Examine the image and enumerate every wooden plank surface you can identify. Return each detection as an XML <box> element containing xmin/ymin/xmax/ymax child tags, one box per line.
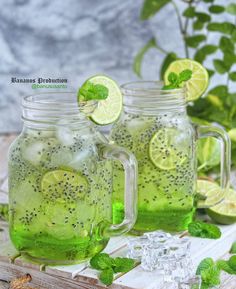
<box><xmin>0</xmin><ymin>134</ymin><xmax>236</xmax><ymax>288</ymax></box>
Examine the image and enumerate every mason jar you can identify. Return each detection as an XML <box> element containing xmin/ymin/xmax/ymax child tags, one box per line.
<box><xmin>110</xmin><ymin>81</ymin><xmax>231</xmax><ymax>233</ymax></box>
<box><xmin>8</xmin><ymin>92</ymin><xmax>137</xmax><ymax>264</ymax></box>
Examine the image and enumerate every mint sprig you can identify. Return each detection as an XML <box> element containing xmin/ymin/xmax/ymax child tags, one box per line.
<box><xmin>188</xmin><ymin>221</ymin><xmax>221</xmax><ymax>239</ymax></box>
<box><xmin>78</xmin><ymin>80</ymin><xmax>109</xmax><ymax>101</ymax></box>
<box><xmin>163</xmin><ymin>69</ymin><xmax>192</xmax><ymax>89</ymax></box>
<box><xmin>230</xmin><ymin>241</ymin><xmax>236</xmax><ymax>254</ymax></box>
<box><xmin>90</xmin><ymin>253</ymin><xmax>135</xmax><ymax>286</ymax></box>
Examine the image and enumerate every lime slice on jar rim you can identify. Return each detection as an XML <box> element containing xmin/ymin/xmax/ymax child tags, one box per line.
<box><xmin>164</xmin><ymin>59</ymin><xmax>209</xmax><ymax>101</ymax></box>
<box><xmin>149</xmin><ymin>128</ymin><xmax>187</xmax><ymax>170</ymax></box>
<box><xmin>196</xmin><ymin>179</ymin><xmax>226</xmax><ymax>209</ymax></box>
<box><xmin>78</xmin><ymin>75</ymin><xmax>123</xmax><ymax>125</ymax></box>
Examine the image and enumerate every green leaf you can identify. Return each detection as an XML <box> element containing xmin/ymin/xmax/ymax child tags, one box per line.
<box><xmin>213</xmin><ymin>59</ymin><xmax>229</xmax><ymax>74</ymax></box>
<box><xmin>186</xmin><ymin>35</ymin><xmax>206</xmax><ymax>48</ymax></box>
<box><xmin>203</xmin><ymin>0</ymin><xmax>214</xmax><ymax>2</ymax></box>
<box><xmin>183</xmin><ymin>6</ymin><xmax>195</xmax><ymax>18</ymax></box>
<box><xmin>168</xmin><ymin>72</ymin><xmax>178</xmax><ymax>84</ymax></box>
<box><xmin>207</xmin><ymin>69</ymin><xmax>215</xmax><ymax>78</ymax></box>
<box><xmin>196</xmin><ymin>258</ymin><xmax>214</xmax><ymax>275</ymax></box>
<box><xmin>209</xmin><ymin>5</ymin><xmax>225</xmax><ymax>14</ymax></box>
<box><xmin>219</xmin><ymin>36</ymin><xmax>235</xmax><ymax>54</ymax></box>
<box><xmin>197</xmin><ymin>137</ymin><xmax>221</xmax><ymax>170</ymax></box>
<box><xmin>188</xmin><ymin>221</ymin><xmax>221</xmax><ymax>239</ymax></box>
<box><xmin>224</xmin><ymin>52</ymin><xmax>236</xmax><ymax>69</ymax></box>
<box><xmin>78</xmin><ymin>81</ymin><xmax>109</xmax><ymax>101</ymax></box>
<box><xmin>112</xmin><ymin>257</ymin><xmax>135</xmax><ymax>273</ymax></box>
<box><xmin>179</xmin><ymin>69</ymin><xmax>192</xmax><ymax>82</ymax></box>
<box><xmin>209</xmin><ymin>85</ymin><xmax>228</xmax><ymax>98</ymax></box>
<box><xmin>160</xmin><ymin>52</ymin><xmax>178</xmax><ymax>79</ymax></box>
<box><xmin>226</xmin><ymin>3</ymin><xmax>236</xmax><ymax>15</ymax></box>
<box><xmin>99</xmin><ymin>268</ymin><xmax>114</xmax><ymax>286</ymax></box>
<box><xmin>195</xmin><ymin>12</ymin><xmax>211</xmax><ymax>23</ymax></box>
<box><xmin>90</xmin><ymin>253</ymin><xmax>113</xmax><ymax>270</ymax></box>
<box><xmin>193</xmin><ymin>20</ymin><xmax>204</xmax><ymax>31</ymax></box>
<box><xmin>133</xmin><ymin>38</ymin><xmax>156</xmax><ymax>77</ymax></box>
<box><xmin>207</xmin><ymin>22</ymin><xmax>235</xmax><ymax>35</ymax></box>
<box><xmin>140</xmin><ymin>0</ymin><xmax>171</xmax><ymax>20</ymax></box>
<box><xmin>194</xmin><ymin>45</ymin><xmax>218</xmax><ymax>63</ymax></box>
<box><xmin>230</xmin><ymin>242</ymin><xmax>236</xmax><ymax>254</ymax></box>
<box><xmin>232</xmin><ymin>29</ymin><xmax>236</xmax><ymax>43</ymax></box>
<box><xmin>201</xmin><ymin>266</ymin><xmax>221</xmax><ymax>286</ymax></box>
<box><xmin>216</xmin><ymin>260</ymin><xmax>236</xmax><ymax>274</ymax></box>
<box><xmin>230</xmin><ymin>72</ymin><xmax>236</xmax><ymax>81</ymax></box>
<box><xmin>229</xmin><ymin>255</ymin><xmax>236</xmax><ymax>271</ymax></box>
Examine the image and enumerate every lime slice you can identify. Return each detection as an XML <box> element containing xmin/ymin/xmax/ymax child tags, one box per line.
<box><xmin>164</xmin><ymin>59</ymin><xmax>209</xmax><ymax>101</ymax></box>
<box><xmin>41</xmin><ymin>170</ymin><xmax>88</xmax><ymax>202</ymax></box>
<box><xmin>80</xmin><ymin>75</ymin><xmax>122</xmax><ymax>125</ymax></box>
<box><xmin>149</xmin><ymin>128</ymin><xmax>187</xmax><ymax>170</ymax></box>
<box><xmin>206</xmin><ymin>189</ymin><xmax>236</xmax><ymax>225</ymax></box>
<box><xmin>196</xmin><ymin>179</ymin><xmax>225</xmax><ymax>208</ymax></box>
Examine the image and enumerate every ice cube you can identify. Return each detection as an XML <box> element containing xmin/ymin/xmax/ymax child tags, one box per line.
<box><xmin>57</xmin><ymin>126</ymin><xmax>74</xmax><ymax>146</ymax></box>
<box><xmin>23</xmin><ymin>141</ymin><xmax>45</xmax><ymax>165</ymax></box>
<box><xmin>144</xmin><ymin>230</ymin><xmax>172</xmax><ymax>244</ymax></box>
<box><xmin>127</xmin><ymin>236</ymin><xmax>149</xmax><ymax>260</ymax></box>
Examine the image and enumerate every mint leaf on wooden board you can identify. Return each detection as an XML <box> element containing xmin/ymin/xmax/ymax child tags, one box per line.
<box><xmin>112</xmin><ymin>257</ymin><xmax>135</xmax><ymax>273</ymax></box>
<box><xmin>188</xmin><ymin>221</ymin><xmax>221</xmax><ymax>239</ymax></box>
<box><xmin>99</xmin><ymin>268</ymin><xmax>114</xmax><ymax>286</ymax></box>
<box><xmin>90</xmin><ymin>253</ymin><xmax>113</xmax><ymax>270</ymax></box>
<box><xmin>196</xmin><ymin>258</ymin><xmax>214</xmax><ymax>275</ymax></box>
<box><xmin>229</xmin><ymin>255</ymin><xmax>236</xmax><ymax>271</ymax></box>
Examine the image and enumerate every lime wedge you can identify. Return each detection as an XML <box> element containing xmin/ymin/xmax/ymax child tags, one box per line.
<box><xmin>206</xmin><ymin>189</ymin><xmax>236</xmax><ymax>224</ymax></box>
<box><xmin>80</xmin><ymin>75</ymin><xmax>122</xmax><ymax>125</ymax></box>
<box><xmin>196</xmin><ymin>179</ymin><xmax>225</xmax><ymax>208</ymax></box>
<box><xmin>164</xmin><ymin>59</ymin><xmax>209</xmax><ymax>101</ymax></box>
<box><xmin>149</xmin><ymin>128</ymin><xmax>187</xmax><ymax>170</ymax></box>
<box><xmin>41</xmin><ymin>170</ymin><xmax>88</xmax><ymax>202</ymax></box>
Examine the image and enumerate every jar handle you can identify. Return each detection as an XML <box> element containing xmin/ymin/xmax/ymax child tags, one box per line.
<box><xmin>99</xmin><ymin>143</ymin><xmax>138</xmax><ymax>237</ymax></box>
<box><xmin>196</xmin><ymin>124</ymin><xmax>231</xmax><ymax>207</ymax></box>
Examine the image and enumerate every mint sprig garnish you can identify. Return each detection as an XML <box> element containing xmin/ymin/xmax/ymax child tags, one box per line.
<box><xmin>78</xmin><ymin>80</ymin><xmax>109</xmax><ymax>101</ymax></box>
<box><xmin>197</xmin><ymin>253</ymin><xmax>236</xmax><ymax>289</ymax></box>
<box><xmin>90</xmin><ymin>253</ymin><xmax>135</xmax><ymax>286</ymax></box>
<box><xmin>188</xmin><ymin>221</ymin><xmax>221</xmax><ymax>239</ymax></box>
<box><xmin>163</xmin><ymin>69</ymin><xmax>192</xmax><ymax>90</ymax></box>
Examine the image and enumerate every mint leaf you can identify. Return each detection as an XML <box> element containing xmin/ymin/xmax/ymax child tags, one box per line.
<box><xmin>216</xmin><ymin>260</ymin><xmax>236</xmax><ymax>274</ymax></box>
<box><xmin>78</xmin><ymin>81</ymin><xmax>108</xmax><ymax>101</ymax></box>
<box><xmin>113</xmin><ymin>257</ymin><xmax>135</xmax><ymax>273</ymax></box>
<box><xmin>209</xmin><ymin>5</ymin><xmax>225</xmax><ymax>14</ymax></box>
<box><xmin>168</xmin><ymin>72</ymin><xmax>178</xmax><ymax>84</ymax></box>
<box><xmin>160</xmin><ymin>53</ymin><xmax>178</xmax><ymax>79</ymax></box>
<box><xmin>90</xmin><ymin>253</ymin><xmax>113</xmax><ymax>270</ymax></box>
<box><xmin>188</xmin><ymin>221</ymin><xmax>221</xmax><ymax>239</ymax></box>
<box><xmin>226</xmin><ymin>3</ymin><xmax>236</xmax><ymax>15</ymax></box>
<box><xmin>99</xmin><ymin>268</ymin><xmax>114</xmax><ymax>286</ymax></box>
<box><xmin>183</xmin><ymin>6</ymin><xmax>195</xmax><ymax>18</ymax></box>
<box><xmin>207</xmin><ymin>22</ymin><xmax>235</xmax><ymax>35</ymax></box>
<box><xmin>213</xmin><ymin>59</ymin><xmax>229</xmax><ymax>74</ymax></box>
<box><xmin>179</xmin><ymin>69</ymin><xmax>192</xmax><ymax>82</ymax></box>
<box><xmin>196</xmin><ymin>258</ymin><xmax>214</xmax><ymax>275</ymax></box>
<box><xmin>186</xmin><ymin>35</ymin><xmax>206</xmax><ymax>48</ymax></box>
<box><xmin>230</xmin><ymin>242</ymin><xmax>236</xmax><ymax>254</ymax></box>
<box><xmin>229</xmin><ymin>255</ymin><xmax>236</xmax><ymax>271</ymax></box>
<box><xmin>229</xmin><ymin>72</ymin><xmax>236</xmax><ymax>81</ymax></box>
<box><xmin>201</xmin><ymin>266</ymin><xmax>221</xmax><ymax>286</ymax></box>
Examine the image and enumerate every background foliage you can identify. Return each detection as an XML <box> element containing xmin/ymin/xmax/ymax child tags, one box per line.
<box><xmin>134</xmin><ymin>0</ymin><xmax>236</xmax><ymax>172</ymax></box>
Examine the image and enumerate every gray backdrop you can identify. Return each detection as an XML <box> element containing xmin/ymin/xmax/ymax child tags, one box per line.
<box><xmin>0</xmin><ymin>0</ymin><xmax>234</xmax><ymax>133</ymax></box>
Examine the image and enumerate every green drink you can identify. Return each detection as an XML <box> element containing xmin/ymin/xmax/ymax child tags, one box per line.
<box><xmin>110</xmin><ymin>81</ymin><xmax>231</xmax><ymax>233</ymax></box>
<box><xmin>8</xmin><ymin>93</ymin><xmax>137</xmax><ymax>264</ymax></box>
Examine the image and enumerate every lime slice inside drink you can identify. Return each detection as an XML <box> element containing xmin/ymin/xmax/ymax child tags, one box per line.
<box><xmin>41</xmin><ymin>170</ymin><xmax>88</xmax><ymax>202</ymax></box>
<box><xmin>206</xmin><ymin>189</ymin><xmax>236</xmax><ymax>224</ymax></box>
<box><xmin>164</xmin><ymin>59</ymin><xmax>209</xmax><ymax>101</ymax></box>
<box><xmin>196</xmin><ymin>179</ymin><xmax>225</xmax><ymax>208</ymax></box>
<box><xmin>79</xmin><ymin>75</ymin><xmax>123</xmax><ymax>125</ymax></box>
<box><xmin>149</xmin><ymin>128</ymin><xmax>187</xmax><ymax>170</ymax></box>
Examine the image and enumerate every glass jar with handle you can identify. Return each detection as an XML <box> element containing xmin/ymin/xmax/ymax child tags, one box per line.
<box><xmin>110</xmin><ymin>81</ymin><xmax>231</xmax><ymax>234</ymax></box>
<box><xmin>8</xmin><ymin>92</ymin><xmax>137</xmax><ymax>264</ymax></box>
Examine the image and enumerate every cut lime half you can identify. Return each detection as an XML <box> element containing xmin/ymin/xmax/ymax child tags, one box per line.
<box><xmin>196</xmin><ymin>179</ymin><xmax>225</xmax><ymax>208</ymax></box>
<box><xmin>149</xmin><ymin>128</ymin><xmax>187</xmax><ymax>170</ymax></box>
<box><xmin>207</xmin><ymin>189</ymin><xmax>236</xmax><ymax>224</ymax></box>
<box><xmin>80</xmin><ymin>75</ymin><xmax>122</xmax><ymax>125</ymax></box>
<box><xmin>164</xmin><ymin>59</ymin><xmax>209</xmax><ymax>101</ymax></box>
<box><xmin>41</xmin><ymin>170</ymin><xmax>88</xmax><ymax>202</ymax></box>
